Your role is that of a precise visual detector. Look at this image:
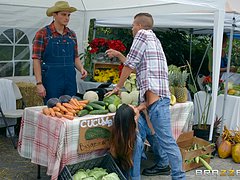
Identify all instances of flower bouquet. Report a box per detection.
[89,38,126,61]
[202,76,224,94]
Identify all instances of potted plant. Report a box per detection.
[187,62,223,143]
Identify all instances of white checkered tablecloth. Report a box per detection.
[170,101,194,139]
[17,102,193,179]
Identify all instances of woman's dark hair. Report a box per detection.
[110,104,137,171]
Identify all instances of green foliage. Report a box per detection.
[87,24,240,88]
[190,35,211,76]
[155,29,189,67]
[231,39,240,66]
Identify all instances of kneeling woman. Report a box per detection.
[110,104,143,180]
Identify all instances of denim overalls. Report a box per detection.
[42,26,77,104]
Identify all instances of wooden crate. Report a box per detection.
[177,131,215,172]
[93,62,120,76]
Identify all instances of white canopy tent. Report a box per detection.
[95,0,240,141]
[0,0,226,50]
[96,13,240,33]
[95,0,240,140]
[0,0,226,141]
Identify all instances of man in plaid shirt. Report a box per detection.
[106,13,186,180]
[32,1,87,104]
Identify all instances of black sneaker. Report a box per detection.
[142,164,171,176]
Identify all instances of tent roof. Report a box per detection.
[0,0,223,12]
[95,0,240,32]
[0,0,226,51]
[95,12,240,32]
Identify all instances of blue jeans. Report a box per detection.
[131,97,186,180]
[138,112,169,168]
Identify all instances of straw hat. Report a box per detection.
[46,1,77,17]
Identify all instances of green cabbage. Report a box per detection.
[102,173,120,180]
[129,90,139,103]
[73,170,88,180]
[72,168,120,180]
[103,94,121,107]
[82,177,95,180]
[120,92,132,104]
[88,167,107,179]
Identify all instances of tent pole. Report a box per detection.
[93,19,96,39]
[220,17,236,135]
[209,9,225,142]
[189,28,193,65]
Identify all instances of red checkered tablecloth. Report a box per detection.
[17,102,193,179]
[18,106,110,180]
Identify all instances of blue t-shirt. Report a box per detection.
[221,54,228,68]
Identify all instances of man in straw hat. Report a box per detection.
[33,1,87,104]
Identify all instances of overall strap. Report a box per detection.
[45,25,52,38]
[42,25,53,63]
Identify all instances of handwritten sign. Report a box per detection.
[78,114,114,154]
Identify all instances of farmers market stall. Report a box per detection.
[18,101,193,179]
[221,72,240,85]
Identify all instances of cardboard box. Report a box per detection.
[176,131,215,172]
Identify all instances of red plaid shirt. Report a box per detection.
[32,22,78,60]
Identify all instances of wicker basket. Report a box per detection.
[58,153,126,180]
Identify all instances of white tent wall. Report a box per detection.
[0,4,85,52]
